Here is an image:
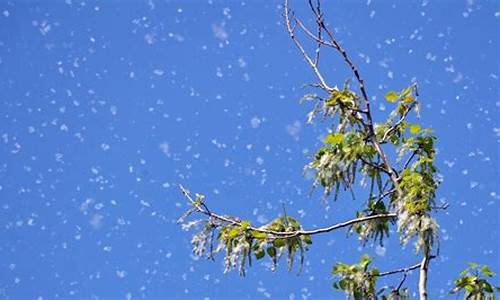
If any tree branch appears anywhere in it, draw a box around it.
[381,102,416,143]
[284,0,332,92]
[377,262,422,277]
[179,184,396,238]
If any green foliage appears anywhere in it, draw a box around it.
[380,288,409,300]
[306,82,441,254]
[351,199,392,246]
[385,91,399,103]
[451,263,500,299]
[182,208,312,276]
[332,254,379,300]
[309,128,375,198]
[385,86,415,104]
[394,130,440,252]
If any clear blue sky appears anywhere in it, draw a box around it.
[0,0,498,299]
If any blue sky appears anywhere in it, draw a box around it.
[0,0,498,299]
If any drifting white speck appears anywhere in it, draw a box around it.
[153,69,164,76]
[238,57,247,68]
[159,142,170,157]
[443,160,455,168]
[250,116,261,128]
[116,270,127,278]
[286,121,301,140]
[212,23,228,41]
[257,215,268,224]
[216,67,223,78]
[144,33,156,44]
[89,214,104,230]
[375,245,386,257]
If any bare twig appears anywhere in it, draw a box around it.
[373,255,436,279]
[403,150,418,170]
[284,0,332,92]
[377,262,422,277]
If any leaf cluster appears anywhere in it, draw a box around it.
[451,263,500,299]
[332,254,379,300]
[181,206,312,276]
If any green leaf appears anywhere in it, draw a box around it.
[402,95,414,103]
[241,220,250,230]
[251,230,267,240]
[324,133,344,146]
[255,248,265,259]
[359,254,372,270]
[483,281,494,292]
[338,279,347,290]
[301,234,312,245]
[273,238,286,248]
[464,284,475,292]
[400,86,412,98]
[409,124,421,135]
[228,227,240,239]
[481,265,496,277]
[266,247,277,258]
[385,91,399,102]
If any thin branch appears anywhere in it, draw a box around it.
[381,103,416,143]
[396,272,408,291]
[369,255,436,279]
[377,262,422,277]
[179,184,396,238]
[295,18,336,48]
[403,150,418,170]
[432,203,449,210]
[359,157,391,175]
[284,0,332,92]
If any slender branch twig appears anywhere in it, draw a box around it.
[368,255,436,279]
[359,157,391,175]
[403,150,418,170]
[377,262,422,277]
[381,103,416,143]
[179,184,396,238]
[284,0,332,92]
